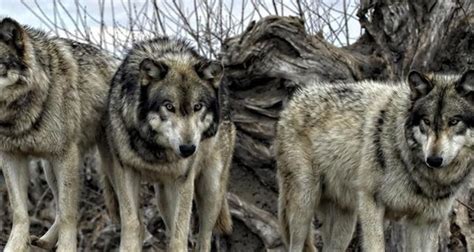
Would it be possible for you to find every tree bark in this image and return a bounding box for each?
[221,0,473,250]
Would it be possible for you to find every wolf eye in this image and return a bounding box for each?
[422,118,430,126]
[448,118,460,126]
[194,103,203,112]
[164,102,175,112]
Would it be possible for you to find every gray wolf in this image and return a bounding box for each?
[0,18,116,252]
[276,70,473,251]
[103,37,235,251]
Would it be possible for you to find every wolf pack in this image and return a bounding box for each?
[0,16,472,252]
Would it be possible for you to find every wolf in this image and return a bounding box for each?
[103,37,235,251]
[0,18,116,252]
[277,70,473,252]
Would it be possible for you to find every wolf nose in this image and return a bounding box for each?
[426,156,443,168]
[179,144,196,158]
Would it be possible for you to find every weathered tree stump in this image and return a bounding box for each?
[222,0,473,250]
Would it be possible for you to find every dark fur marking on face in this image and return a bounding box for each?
[0,55,27,72]
[433,86,447,136]
[374,109,386,170]
[137,83,156,122]
[127,127,168,164]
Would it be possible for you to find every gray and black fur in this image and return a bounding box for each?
[104,37,235,252]
[276,70,473,251]
[0,18,117,252]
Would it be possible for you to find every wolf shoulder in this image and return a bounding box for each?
[279,80,406,130]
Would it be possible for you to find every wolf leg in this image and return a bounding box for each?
[405,221,440,252]
[168,171,196,252]
[318,201,356,252]
[286,180,318,252]
[97,141,120,223]
[154,182,176,232]
[2,152,30,252]
[111,162,143,252]
[51,145,80,252]
[31,160,59,250]
[194,161,227,252]
[358,191,385,252]
[277,154,318,251]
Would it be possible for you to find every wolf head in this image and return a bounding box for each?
[408,70,473,169]
[0,18,27,93]
[136,53,223,158]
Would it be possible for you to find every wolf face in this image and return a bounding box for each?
[138,58,223,158]
[409,70,474,168]
[0,18,26,92]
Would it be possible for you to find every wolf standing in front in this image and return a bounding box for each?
[277,70,474,251]
[104,37,235,251]
[0,18,116,251]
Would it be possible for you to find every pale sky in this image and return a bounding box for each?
[0,0,361,56]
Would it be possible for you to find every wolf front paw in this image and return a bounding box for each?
[30,235,56,250]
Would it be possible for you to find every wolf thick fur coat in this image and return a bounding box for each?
[277,71,474,251]
[0,18,116,252]
[103,37,235,251]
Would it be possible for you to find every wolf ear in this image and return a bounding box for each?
[139,58,168,85]
[455,70,474,101]
[0,18,25,54]
[195,60,224,88]
[408,70,433,100]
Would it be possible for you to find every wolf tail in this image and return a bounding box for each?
[214,196,233,235]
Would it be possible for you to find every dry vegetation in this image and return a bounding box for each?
[1,0,473,251]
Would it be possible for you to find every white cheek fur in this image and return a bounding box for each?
[202,113,213,129]
[467,129,474,148]
[0,74,18,90]
[413,126,432,160]
[439,134,466,165]
[148,113,181,151]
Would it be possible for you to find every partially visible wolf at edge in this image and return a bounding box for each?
[277,70,473,251]
[102,37,235,251]
[0,17,117,252]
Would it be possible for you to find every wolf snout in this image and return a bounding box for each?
[426,156,443,168]
[179,144,196,158]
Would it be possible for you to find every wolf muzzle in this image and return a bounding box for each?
[179,144,196,158]
[426,156,443,168]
